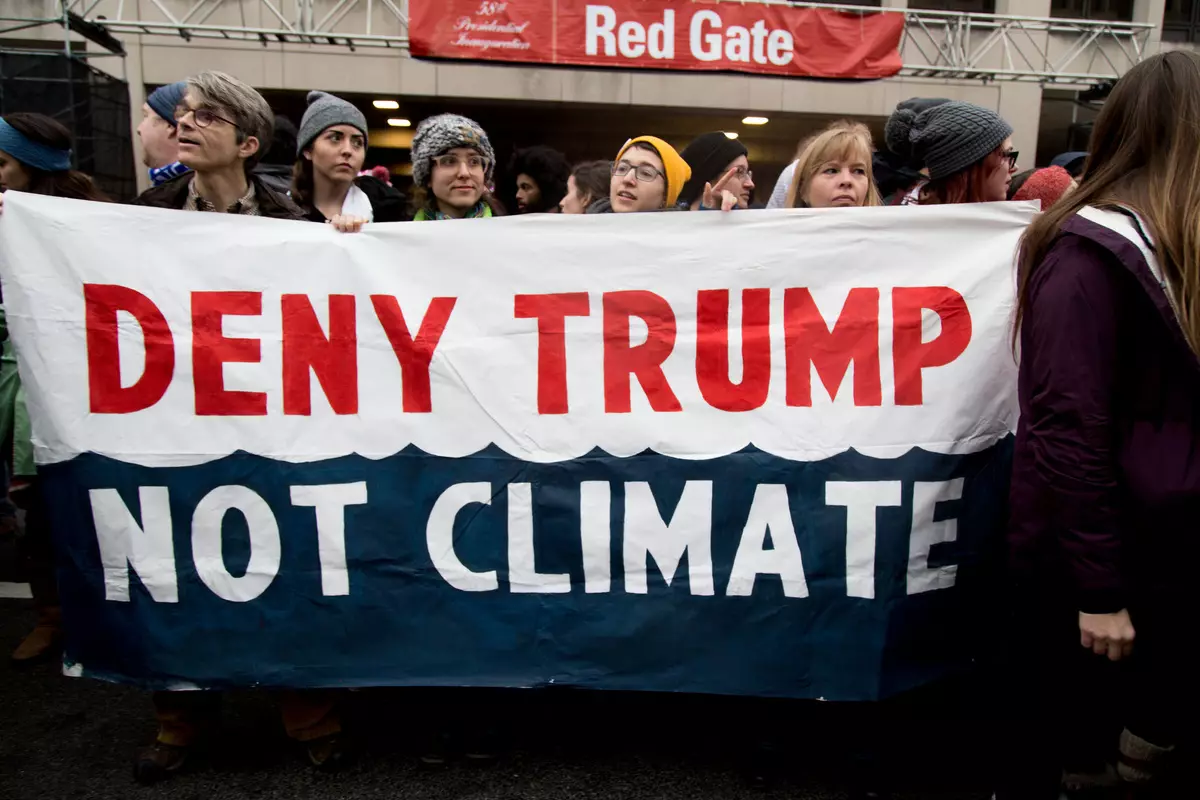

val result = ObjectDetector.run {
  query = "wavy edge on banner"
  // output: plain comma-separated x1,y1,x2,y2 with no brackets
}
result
38,434,1015,470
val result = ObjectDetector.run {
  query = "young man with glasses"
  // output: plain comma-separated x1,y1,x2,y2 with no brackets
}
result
587,135,691,214
129,72,349,784
132,71,299,219
676,131,756,210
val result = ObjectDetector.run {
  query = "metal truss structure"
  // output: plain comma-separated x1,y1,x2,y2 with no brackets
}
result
5,1,1158,85
0,3,137,197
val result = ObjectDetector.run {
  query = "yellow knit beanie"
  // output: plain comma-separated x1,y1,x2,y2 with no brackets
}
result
615,136,692,208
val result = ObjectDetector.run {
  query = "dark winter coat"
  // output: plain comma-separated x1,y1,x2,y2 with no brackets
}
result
298,175,409,223
132,173,304,221
1008,206,1200,616
253,163,293,196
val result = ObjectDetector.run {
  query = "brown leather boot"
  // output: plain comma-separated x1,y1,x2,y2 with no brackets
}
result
133,741,190,784
11,605,62,664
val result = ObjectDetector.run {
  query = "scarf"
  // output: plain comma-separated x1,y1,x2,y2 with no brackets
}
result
149,161,191,186
414,201,493,221
342,182,374,221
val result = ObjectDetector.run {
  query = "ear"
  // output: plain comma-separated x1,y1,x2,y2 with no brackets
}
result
238,135,261,162
303,147,313,163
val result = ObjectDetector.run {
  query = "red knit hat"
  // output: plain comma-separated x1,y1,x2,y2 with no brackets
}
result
1012,166,1074,210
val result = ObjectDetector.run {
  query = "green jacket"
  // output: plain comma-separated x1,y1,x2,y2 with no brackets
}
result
0,306,34,477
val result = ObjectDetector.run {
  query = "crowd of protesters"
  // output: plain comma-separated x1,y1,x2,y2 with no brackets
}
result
1,49,1198,800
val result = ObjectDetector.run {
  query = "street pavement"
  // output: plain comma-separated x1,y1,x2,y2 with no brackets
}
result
0,598,996,800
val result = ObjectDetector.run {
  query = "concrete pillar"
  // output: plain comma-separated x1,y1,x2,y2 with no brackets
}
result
991,0,1050,165
997,82,1042,170
994,0,1052,15
1133,0,1165,54
125,39,150,195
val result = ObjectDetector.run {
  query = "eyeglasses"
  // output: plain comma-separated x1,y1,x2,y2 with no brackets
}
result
730,166,753,182
434,154,486,171
175,105,238,130
613,160,664,183
1002,149,1020,171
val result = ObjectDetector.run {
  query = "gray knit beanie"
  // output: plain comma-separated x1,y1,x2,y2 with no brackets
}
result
883,97,950,163
885,100,1013,181
411,113,496,188
297,91,368,155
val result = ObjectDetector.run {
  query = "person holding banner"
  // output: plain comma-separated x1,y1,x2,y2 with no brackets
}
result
120,72,350,783
586,135,691,213
884,100,1017,206
559,160,611,214
677,131,755,210
290,91,407,226
1004,50,1200,799
783,120,882,209
0,112,110,665
409,113,503,220
131,71,300,219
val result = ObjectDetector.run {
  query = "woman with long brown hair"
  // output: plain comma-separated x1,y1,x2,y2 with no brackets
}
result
0,112,109,666
884,100,1017,205
785,120,883,208
1002,51,1200,799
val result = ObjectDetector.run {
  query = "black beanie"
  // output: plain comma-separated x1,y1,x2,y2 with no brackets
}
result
677,132,749,207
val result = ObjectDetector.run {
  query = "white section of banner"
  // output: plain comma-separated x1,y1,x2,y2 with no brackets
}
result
0,193,1034,467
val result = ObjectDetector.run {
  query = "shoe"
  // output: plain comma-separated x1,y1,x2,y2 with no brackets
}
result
739,742,781,790
1062,764,1119,796
464,727,500,761
11,606,62,664
419,731,454,767
133,741,190,784
304,733,351,772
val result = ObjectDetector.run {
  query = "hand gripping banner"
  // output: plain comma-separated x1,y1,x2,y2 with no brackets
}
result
0,195,1033,698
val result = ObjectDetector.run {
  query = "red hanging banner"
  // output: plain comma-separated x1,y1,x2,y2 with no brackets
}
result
408,1,905,81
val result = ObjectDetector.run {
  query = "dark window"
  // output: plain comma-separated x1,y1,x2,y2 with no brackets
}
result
1051,0,1135,20
1163,0,1200,43
908,0,996,11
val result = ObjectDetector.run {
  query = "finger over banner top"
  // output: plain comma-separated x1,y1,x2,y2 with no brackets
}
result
0,194,1031,469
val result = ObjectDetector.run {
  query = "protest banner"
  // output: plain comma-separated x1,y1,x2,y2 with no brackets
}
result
0,195,1033,699
408,1,905,80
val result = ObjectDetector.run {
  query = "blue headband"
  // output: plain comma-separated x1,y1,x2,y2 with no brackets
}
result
0,118,71,172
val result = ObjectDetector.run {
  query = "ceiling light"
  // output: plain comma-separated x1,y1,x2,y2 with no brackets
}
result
373,99,400,110
742,116,769,125
724,131,739,140
387,118,411,127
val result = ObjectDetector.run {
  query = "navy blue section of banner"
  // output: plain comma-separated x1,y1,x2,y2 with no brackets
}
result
41,441,1012,700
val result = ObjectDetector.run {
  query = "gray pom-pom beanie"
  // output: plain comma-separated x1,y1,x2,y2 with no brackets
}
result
411,113,496,188
297,91,368,155
885,100,1013,181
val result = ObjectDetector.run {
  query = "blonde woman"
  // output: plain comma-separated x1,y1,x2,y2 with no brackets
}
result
784,121,882,209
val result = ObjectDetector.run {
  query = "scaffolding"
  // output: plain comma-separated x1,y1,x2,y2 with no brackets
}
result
64,0,1152,85
0,2,135,199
